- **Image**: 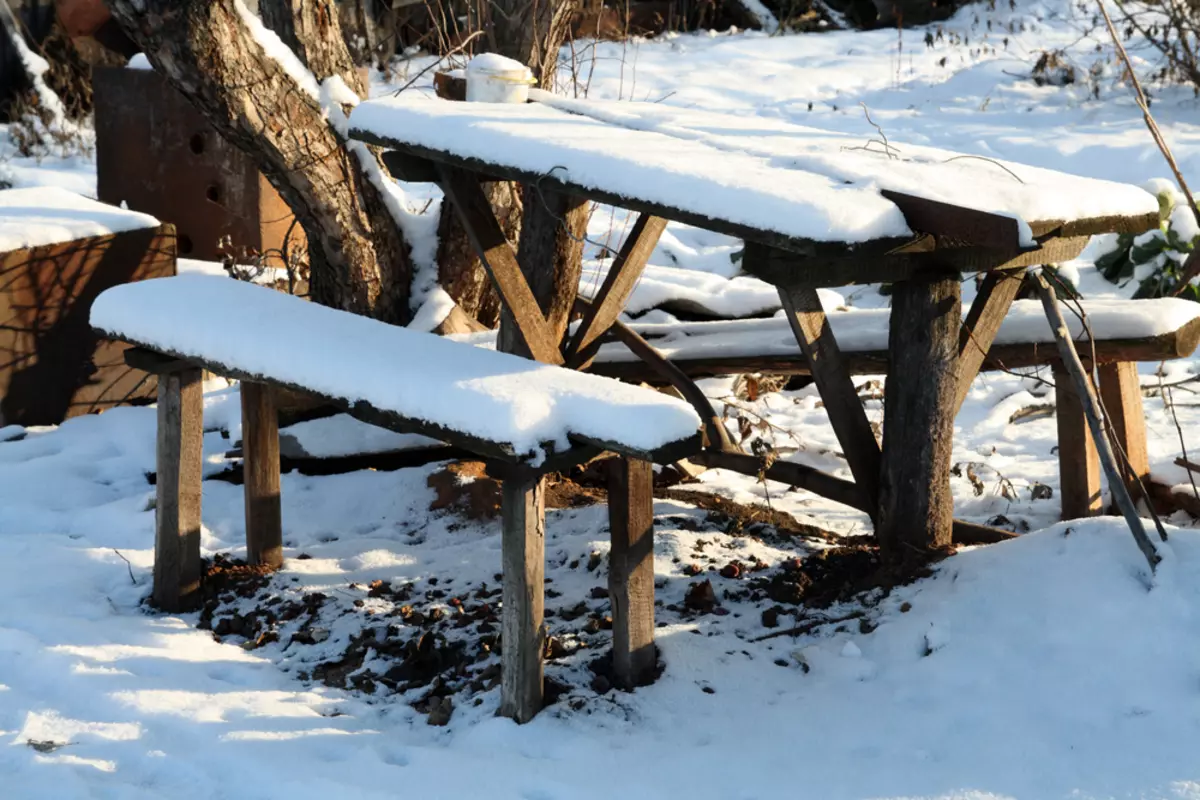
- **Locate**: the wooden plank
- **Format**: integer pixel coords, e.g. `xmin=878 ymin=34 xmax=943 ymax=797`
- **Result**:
xmin=498 ymin=472 xmax=546 ymax=723
xmin=241 ymin=381 xmax=283 ymax=569
xmin=607 ymin=456 xmax=656 ymax=689
xmin=153 ymin=367 xmax=204 ymax=612
xmin=1053 ymin=364 xmax=1103 ymax=519
xmin=877 ymin=274 xmax=960 ymax=557
xmin=564 ymin=214 xmax=668 ymax=368
xmin=880 ymin=190 xmax=1022 ymax=249
xmin=352 ymin=135 xmax=1157 ymax=262
xmin=953 ymin=268 xmax=1027 ymax=415
xmin=435 ymin=163 xmax=564 ymax=365
xmin=1097 ymin=361 xmax=1150 ymax=503
xmin=587 ymin=314 xmax=1200 ymax=382
xmin=764 ymin=249 xmax=881 ymax=516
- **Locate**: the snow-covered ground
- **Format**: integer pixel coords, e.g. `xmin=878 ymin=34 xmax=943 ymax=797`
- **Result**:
xmin=4 ymin=0 xmax=1200 ymax=796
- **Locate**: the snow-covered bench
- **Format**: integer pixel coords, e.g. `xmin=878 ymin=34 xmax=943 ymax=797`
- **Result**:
xmin=593 ymin=298 xmax=1200 ymax=520
xmin=91 ymin=275 xmax=702 ymax=722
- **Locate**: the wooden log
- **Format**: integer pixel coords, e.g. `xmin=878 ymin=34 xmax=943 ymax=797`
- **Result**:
xmin=499 ymin=472 xmax=546 ymax=723
xmin=772 ymin=271 xmax=881 ymax=517
xmin=607 ymin=457 xmax=657 ymax=689
xmin=1097 ymin=361 xmax=1150 ymax=503
xmin=1035 ymin=274 xmax=1160 ymax=572
xmin=435 ymin=163 xmax=564 ymax=365
xmin=954 ymin=268 xmax=1026 ymax=415
xmin=153 ymin=367 xmax=204 ymax=612
xmin=241 ymin=381 xmax=283 ymax=569
xmin=565 ymin=213 xmax=668 ymax=368
xmin=1053 ymin=364 xmax=1103 ymax=519
xmin=877 ymin=273 xmax=960 ymax=558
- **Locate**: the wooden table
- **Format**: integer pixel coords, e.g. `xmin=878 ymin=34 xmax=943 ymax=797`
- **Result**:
xmin=348 ymin=92 xmax=1159 ymax=561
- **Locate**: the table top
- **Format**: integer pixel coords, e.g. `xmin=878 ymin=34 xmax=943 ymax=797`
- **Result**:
xmin=349 ymin=93 xmax=1159 ymax=257
xmin=0 ymin=187 xmax=161 ymax=254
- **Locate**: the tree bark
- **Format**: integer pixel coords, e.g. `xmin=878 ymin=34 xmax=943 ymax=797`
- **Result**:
xmin=488 ymin=0 xmax=578 ymax=88
xmin=107 ymin=0 xmax=413 ymax=323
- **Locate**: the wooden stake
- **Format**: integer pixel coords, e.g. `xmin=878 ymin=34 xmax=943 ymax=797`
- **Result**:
xmin=241 ymin=381 xmax=283 ymax=569
xmin=153 ymin=368 xmax=204 ymax=612
xmin=1054 ymin=364 xmax=1103 ymax=519
xmin=608 ymin=457 xmax=656 ymax=689
xmin=499 ymin=472 xmax=546 ymax=723
xmin=1097 ymin=361 xmax=1151 ymax=503
xmin=877 ymin=274 xmax=960 ymax=557
xmin=1033 ymin=273 xmax=1160 ymax=572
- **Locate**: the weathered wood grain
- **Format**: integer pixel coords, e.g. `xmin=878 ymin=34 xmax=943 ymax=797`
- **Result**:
xmin=608 ymin=456 xmax=656 ymax=689
xmin=153 ymin=367 xmax=204 ymax=612
xmin=877 ymin=274 xmax=960 ymax=557
xmin=499 ymin=472 xmax=546 ymax=723
xmin=241 ymin=381 xmax=283 ymax=569
xmin=1053 ymin=364 xmax=1103 ymax=519
xmin=1097 ymin=361 xmax=1150 ymax=504
xmin=954 ymin=268 xmax=1026 ymax=414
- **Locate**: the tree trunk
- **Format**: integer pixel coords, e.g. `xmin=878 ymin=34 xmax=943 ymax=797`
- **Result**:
xmin=488 ymin=0 xmax=579 ymax=88
xmin=107 ymin=0 xmax=412 ymax=322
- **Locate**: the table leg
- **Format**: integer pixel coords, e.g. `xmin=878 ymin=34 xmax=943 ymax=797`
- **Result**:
xmin=877 ymin=273 xmax=961 ymax=559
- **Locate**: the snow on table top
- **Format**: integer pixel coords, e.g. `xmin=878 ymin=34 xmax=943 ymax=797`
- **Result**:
xmin=454 ymin=298 xmax=1200 ymax=363
xmin=348 ymin=95 xmax=1157 ymax=246
xmin=349 ymin=96 xmax=908 ymax=244
xmin=530 ymin=92 xmax=1159 ymax=240
xmin=0 ymin=187 xmax=161 ymax=253
xmin=90 ymin=276 xmax=700 ymax=460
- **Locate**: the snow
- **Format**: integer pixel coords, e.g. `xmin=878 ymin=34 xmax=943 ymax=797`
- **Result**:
xmin=126 ymin=53 xmax=152 ymax=70
xmin=465 ymin=52 xmax=532 ymax=77
xmin=0 ymin=187 xmax=160 ymax=252
xmin=90 ymin=276 xmax=700 ymax=460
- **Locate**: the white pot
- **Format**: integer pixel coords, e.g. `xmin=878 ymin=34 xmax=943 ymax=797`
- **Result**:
xmin=465 ymin=53 xmax=535 ymax=103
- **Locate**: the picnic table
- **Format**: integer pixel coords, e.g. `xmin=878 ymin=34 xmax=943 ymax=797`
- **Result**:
xmin=348 ymin=91 xmax=1160 ymax=557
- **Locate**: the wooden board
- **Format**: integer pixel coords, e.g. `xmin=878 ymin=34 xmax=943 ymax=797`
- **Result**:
xmin=1097 ymin=361 xmax=1150 ymax=503
xmin=153 ymin=366 xmax=204 ymax=612
xmin=954 ymin=268 xmax=1027 ymax=414
xmin=0 ymin=223 xmax=176 ymax=425
xmin=241 ymin=381 xmax=283 ymax=569
xmin=607 ymin=456 xmax=657 ymax=689
xmin=1054 ymin=364 xmax=1103 ymax=518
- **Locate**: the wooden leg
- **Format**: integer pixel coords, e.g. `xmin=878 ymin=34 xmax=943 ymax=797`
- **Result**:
xmin=241 ymin=381 xmax=283 ymax=569
xmin=776 ymin=284 xmax=881 ymax=516
xmin=154 ymin=368 xmax=204 ymax=612
xmin=878 ymin=275 xmax=960 ymax=557
xmin=499 ymin=473 xmax=546 ymax=723
xmin=954 ymin=268 xmax=1026 ymax=415
xmin=608 ymin=457 xmax=656 ymax=689
xmin=1097 ymin=361 xmax=1149 ymax=504
xmin=1054 ymin=364 xmax=1103 ymax=518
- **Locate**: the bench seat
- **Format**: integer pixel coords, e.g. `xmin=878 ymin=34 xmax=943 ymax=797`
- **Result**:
xmin=92 ymin=276 xmax=702 ymax=464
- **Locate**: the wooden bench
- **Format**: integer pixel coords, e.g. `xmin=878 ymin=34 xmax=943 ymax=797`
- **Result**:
xmin=455 ymin=296 xmax=1200 ymax=521
xmin=91 ymin=275 xmax=702 ymax=723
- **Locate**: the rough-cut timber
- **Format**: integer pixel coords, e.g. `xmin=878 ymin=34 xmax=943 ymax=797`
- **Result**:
xmin=1053 ymin=364 xmax=1102 ymax=519
xmin=954 ymin=268 xmax=1027 ymax=414
xmin=241 ymin=381 xmax=283 ymax=569
xmin=773 ymin=273 xmax=881 ymax=516
xmin=565 ymin=213 xmax=668 ymax=368
xmin=499 ymin=472 xmax=546 ymax=723
xmin=153 ymin=367 xmax=204 ymax=612
xmin=436 ymin=163 xmax=564 ymax=364
xmin=608 ymin=457 xmax=657 ymax=689
xmin=0 ymin=224 xmax=175 ymax=426
xmin=107 ymin=0 xmax=413 ymax=322
xmin=877 ymin=274 xmax=960 ymax=558
xmin=1097 ymin=361 xmax=1150 ymax=503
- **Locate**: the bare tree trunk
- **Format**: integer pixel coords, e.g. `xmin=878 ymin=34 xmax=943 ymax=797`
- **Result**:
xmin=108 ymin=0 xmax=412 ymax=322
xmin=488 ymin=0 xmax=578 ymax=88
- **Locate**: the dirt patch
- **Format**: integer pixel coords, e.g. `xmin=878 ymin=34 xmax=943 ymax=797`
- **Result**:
xmin=659 ymin=489 xmax=838 ymax=543
xmin=750 ymin=543 xmax=942 ymax=609
xmin=427 ymin=460 xmax=607 ymax=520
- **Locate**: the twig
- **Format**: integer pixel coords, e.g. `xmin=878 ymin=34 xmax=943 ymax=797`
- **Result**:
xmin=1097 ymin=0 xmax=1200 ymax=293
xmin=941 ymin=155 xmax=1026 ymax=184
xmin=391 ymin=30 xmax=484 ymax=96
xmin=858 ymin=103 xmax=899 ymax=160
xmin=753 ymin=612 xmax=863 ymax=642
xmin=1033 ymin=273 xmax=1160 ymax=576
xmin=113 ymin=549 xmax=137 ymax=585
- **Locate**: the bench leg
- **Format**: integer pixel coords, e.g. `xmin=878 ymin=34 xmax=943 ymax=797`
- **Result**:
xmin=241 ymin=382 xmax=283 ymax=569
xmin=1054 ymin=365 xmax=1102 ymax=518
xmin=154 ymin=368 xmax=204 ymax=612
xmin=499 ymin=473 xmax=545 ymax=723
xmin=1097 ymin=361 xmax=1150 ymax=504
xmin=608 ymin=457 xmax=656 ymax=689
